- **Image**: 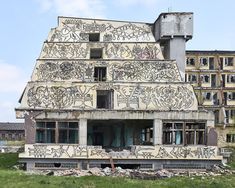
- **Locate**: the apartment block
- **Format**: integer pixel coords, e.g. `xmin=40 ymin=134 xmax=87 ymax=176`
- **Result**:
xmin=186 ymin=51 xmax=235 ymax=147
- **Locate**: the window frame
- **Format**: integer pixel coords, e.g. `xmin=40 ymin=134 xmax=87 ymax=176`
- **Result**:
xmin=162 ymin=121 xmax=206 ymax=146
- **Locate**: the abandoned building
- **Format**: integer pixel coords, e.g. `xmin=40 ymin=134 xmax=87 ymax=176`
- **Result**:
xmin=16 ymin=12 xmax=223 ymax=170
xmin=0 ymin=122 xmax=25 ymax=153
xmin=185 ymin=51 xmax=235 ymax=148
xmin=0 ymin=122 xmax=25 ymax=142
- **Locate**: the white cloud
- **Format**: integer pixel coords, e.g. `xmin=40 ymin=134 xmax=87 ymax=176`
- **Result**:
xmin=0 ymin=61 xmax=27 ymax=93
xmin=0 ymin=60 xmax=27 ymax=122
xmin=36 ymin=0 xmax=106 ymax=18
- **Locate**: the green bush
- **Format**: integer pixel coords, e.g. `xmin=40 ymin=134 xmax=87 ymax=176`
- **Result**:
xmin=0 ymin=153 xmax=18 ymax=169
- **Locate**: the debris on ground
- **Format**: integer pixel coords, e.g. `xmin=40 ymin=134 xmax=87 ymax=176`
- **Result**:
xmin=25 ymin=164 xmax=235 ymax=179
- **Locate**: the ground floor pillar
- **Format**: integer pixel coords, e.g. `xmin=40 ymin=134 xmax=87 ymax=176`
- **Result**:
xmin=79 ymin=119 xmax=87 ymax=145
xmin=153 ymin=119 xmax=162 ymax=145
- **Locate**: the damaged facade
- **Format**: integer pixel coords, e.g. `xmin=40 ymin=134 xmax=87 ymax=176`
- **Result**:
xmin=185 ymin=51 xmax=235 ymax=148
xmin=16 ymin=12 xmax=222 ymax=170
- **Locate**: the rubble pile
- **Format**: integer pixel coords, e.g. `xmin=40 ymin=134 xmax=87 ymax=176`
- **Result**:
xmin=25 ymin=165 xmax=235 ymax=179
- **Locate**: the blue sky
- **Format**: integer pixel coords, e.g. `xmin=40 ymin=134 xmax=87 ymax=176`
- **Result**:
xmin=0 ymin=0 xmax=235 ymax=122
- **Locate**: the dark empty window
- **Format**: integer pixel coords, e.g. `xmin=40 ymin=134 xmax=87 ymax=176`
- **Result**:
xmin=185 ymin=123 xmax=205 ymax=145
xmin=225 ymin=57 xmax=234 ymax=66
xmin=226 ymin=134 xmax=235 ymax=143
xmin=97 ymin=90 xmax=113 ymax=109
xmin=90 ymin=48 xmax=102 ymax=59
xmin=94 ymin=67 xmax=106 ymax=81
xmin=163 ymin=123 xmax=183 ymax=145
xmin=58 ymin=122 xmax=78 ymax=144
xmin=36 ymin=122 xmax=56 ymax=143
xmin=163 ymin=122 xmax=206 ymax=145
xmin=89 ymin=33 xmax=100 ymax=42
xmin=186 ymin=57 xmax=195 ymax=66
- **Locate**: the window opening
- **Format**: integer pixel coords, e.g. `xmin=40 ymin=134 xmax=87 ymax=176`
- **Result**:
xmin=94 ymin=67 xmax=106 ymax=81
xmin=89 ymin=33 xmax=100 ymax=42
xmin=96 ymin=90 xmax=113 ymax=109
xmin=36 ymin=122 xmax=56 ymax=143
xmin=200 ymin=57 xmax=208 ymax=66
xmin=226 ymin=134 xmax=235 ymax=143
xmin=58 ymin=122 xmax=78 ymax=143
xmin=90 ymin=48 xmax=102 ymax=59
xmin=225 ymin=57 xmax=234 ymax=66
xmin=163 ymin=122 xmax=206 ymax=145
xmin=186 ymin=57 xmax=195 ymax=66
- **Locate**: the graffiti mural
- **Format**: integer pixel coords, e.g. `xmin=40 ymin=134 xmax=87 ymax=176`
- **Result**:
xmin=41 ymin=43 xmax=89 ymax=59
xmin=22 ymin=144 xmax=221 ymax=160
xmin=40 ymin=43 xmax=162 ymax=60
xmin=116 ymin=85 xmax=195 ymax=110
xmin=35 ymin=60 xmax=179 ymax=82
xmin=27 ymin=85 xmax=94 ymax=109
xmin=109 ymin=61 xmax=180 ymax=82
xmin=36 ymin=61 xmax=94 ymax=81
xmin=150 ymin=85 xmax=195 ymax=110
xmin=105 ymin=44 xmax=161 ymax=60
xmin=49 ymin=19 xmax=152 ymax=42
xmin=26 ymin=84 xmax=195 ymax=110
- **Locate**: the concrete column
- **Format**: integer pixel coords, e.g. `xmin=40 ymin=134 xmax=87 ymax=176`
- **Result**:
xmin=153 ymin=119 xmax=163 ymax=145
xmin=79 ymin=119 xmax=87 ymax=145
xmin=164 ymin=38 xmax=186 ymax=80
xmin=207 ymin=120 xmax=215 ymax=128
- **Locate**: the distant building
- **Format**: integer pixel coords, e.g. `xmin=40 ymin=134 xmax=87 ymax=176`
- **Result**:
xmin=0 ymin=122 xmax=25 ymax=142
xmin=185 ymin=51 xmax=235 ymax=148
xmin=16 ymin=13 xmax=222 ymax=170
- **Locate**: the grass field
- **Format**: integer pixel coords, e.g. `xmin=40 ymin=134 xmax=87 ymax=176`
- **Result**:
xmin=0 ymin=153 xmax=235 ymax=188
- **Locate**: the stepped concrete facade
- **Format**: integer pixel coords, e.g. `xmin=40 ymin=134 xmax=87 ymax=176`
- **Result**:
xmin=16 ymin=13 xmax=222 ymax=170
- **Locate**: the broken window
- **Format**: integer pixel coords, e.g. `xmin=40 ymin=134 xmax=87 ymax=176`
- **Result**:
xmin=94 ymin=67 xmax=106 ymax=81
xmin=209 ymin=57 xmax=214 ymax=70
xmin=230 ymin=110 xmax=235 ymax=119
xmin=214 ymin=110 xmax=220 ymax=124
xmin=90 ymin=48 xmax=102 ymax=59
xmin=200 ymin=57 xmax=208 ymax=66
xmin=186 ymin=57 xmax=195 ymax=66
xmin=96 ymin=90 xmax=113 ymax=109
xmin=203 ymin=92 xmax=211 ymax=100
xmin=224 ymin=57 xmax=234 ymax=66
xmin=228 ymin=92 xmax=235 ymax=100
xmin=141 ymin=127 xmax=153 ymax=144
xmin=188 ymin=74 xmax=197 ymax=82
xmin=58 ymin=122 xmax=78 ymax=143
xmin=163 ymin=123 xmax=183 ymax=145
xmin=226 ymin=134 xmax=235 ymax=143
xmin=200 ymin=74 xmax=210 ymax=83
xmin=163 ymin=122 xmax=206 ymax=145
xmin=227 ymin=74 xmax=235 ymax=83
xmin=36 ymin=122 xmax=55 ymax=143
xmin=89 ymin=33 xmax=100 ymax=42
xmin=185 ymin=123 xmax=205 ymax=145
